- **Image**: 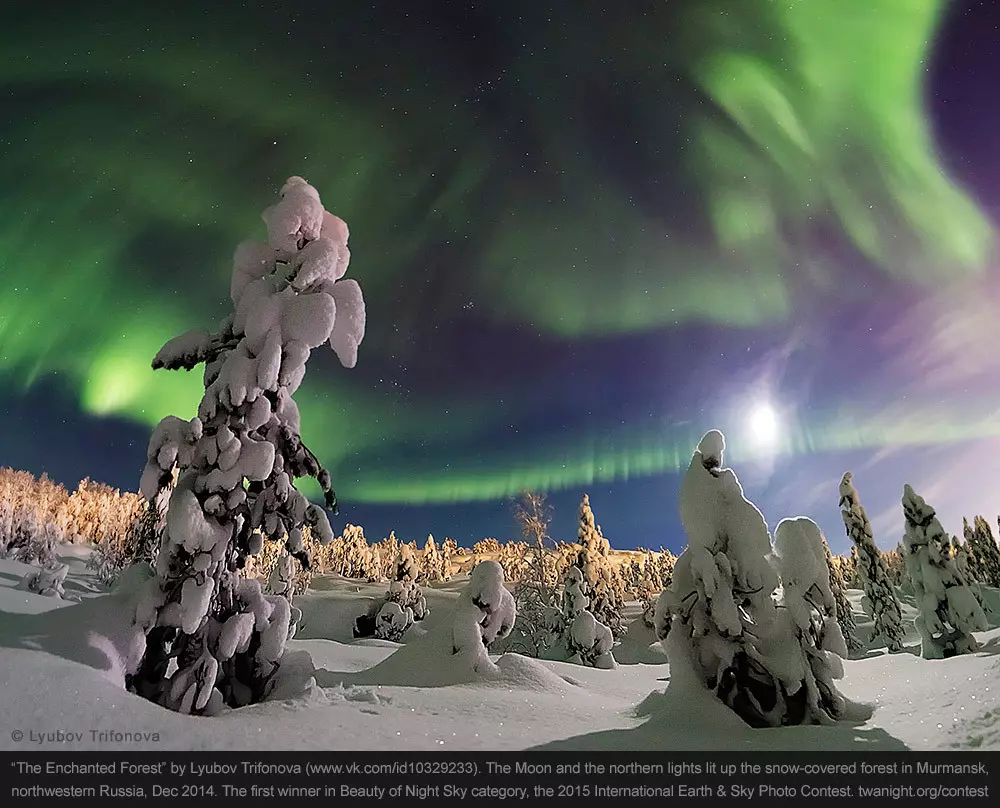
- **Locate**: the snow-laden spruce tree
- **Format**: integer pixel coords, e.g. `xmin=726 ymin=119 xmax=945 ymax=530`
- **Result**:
xmin=421 ymin=534 xmax=448 ymax=583
xmin=823 ymin=538 xmax=862 ymax=654
xmin=838 ymin=472 xmax=905 ymax=652
xmin=770 ymin=518 xmax=850 ymax=724
xmin=575 ymin=494 xmax=625 ymax=638
xmin=660 ymin=430 xmax=791 ymax=727
xmin=452 ymin=560 xmax=516 ymax=675
xmin=967 ymin=516 xmax=1000 ymax=588
xmin=124 ymin=176 xmax=365 ymax=714
xmin=902 ymin=485 xmax=988 ymax=659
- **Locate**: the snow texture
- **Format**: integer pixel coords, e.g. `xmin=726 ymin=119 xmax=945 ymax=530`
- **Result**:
xmin=1 ymin=547 xmax=998 ymax=751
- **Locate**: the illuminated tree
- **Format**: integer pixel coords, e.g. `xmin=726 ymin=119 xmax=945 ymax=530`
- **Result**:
xmin=124 ymin=177 xmax=365 ymax=714
xmin=660 ymin=430 xmax=790 ymax=726
xmin=903 ymin=486 xmax=988 ymax=659
xmin=505 ymin=492 xmax=559 ymax=657
xmin=838 ymin=472 xmax=905 ymax=652
xmin=823 ymin=537 xmax=862 ymax=655
xmin=772 ymin=518 xmax=850 ymax=724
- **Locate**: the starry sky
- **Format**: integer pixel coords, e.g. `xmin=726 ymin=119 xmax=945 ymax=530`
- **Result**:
xmin=1 ymin=0 xmax=999 ymax=553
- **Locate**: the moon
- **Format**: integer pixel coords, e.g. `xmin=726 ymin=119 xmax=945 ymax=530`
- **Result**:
xmin=748 ymin=402 xmax=780 ymax=446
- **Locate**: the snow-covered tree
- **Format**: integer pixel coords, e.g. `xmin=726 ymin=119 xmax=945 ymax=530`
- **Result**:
xmin=846 ymin=545 xmax=861 ymax=588
xmin=124 ymin=176 xmax=365 ymax=714
xmin=355 ymin=543 xmax=427 ymax=640
xmin=451 ymin=560 xmax=516 ymax=676
xmin=539 ymin=555 xmax=618 ymax=668
xmin=421 ymin=534 xmax=448 ymax=583
xmin=838 ymin=472 xmax=905 ymax=652
xmin=770 ymin=517 xmax=850 ymax=724
xmin=823 ymin=536 xmax=862 ymax=654
xmin=902 ymin=486 xmax=988 ymax=659
xmin=660 ymin=430 xmax=796 ymax=727
xmin=964 ymin=516 xmax=1000 ymax=588
xmin=575 ymin=494 xmax=625 ymax=638
xmin=640 ymin=549 xmax=667 ymax=630
xmin=650 ymin=587 xmax=672 ymax=640
xmin=373 ymin=601 xmax=413 ymax=642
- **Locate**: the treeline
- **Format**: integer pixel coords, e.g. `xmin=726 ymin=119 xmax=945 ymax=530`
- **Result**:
xmin=7 ymin=465 xmax=1000 ymax=598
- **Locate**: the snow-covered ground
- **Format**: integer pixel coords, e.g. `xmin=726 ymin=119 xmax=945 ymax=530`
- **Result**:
xmin=0 ymin=544 xmax=997 ymax=751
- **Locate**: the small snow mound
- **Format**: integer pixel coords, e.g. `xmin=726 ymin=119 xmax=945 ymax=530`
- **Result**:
xmin=492 ymin=654 xmax=578 ymax=693
xmin=265 ymin=649 xmax=316 ymax=702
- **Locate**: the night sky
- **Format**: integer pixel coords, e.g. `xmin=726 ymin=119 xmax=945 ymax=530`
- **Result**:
xmin=2 ymin=0 xmax=999 ymax=552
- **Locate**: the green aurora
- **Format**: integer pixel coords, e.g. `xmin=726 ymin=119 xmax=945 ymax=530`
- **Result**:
xmin=0 ymin=0 xmax=994 ymax=504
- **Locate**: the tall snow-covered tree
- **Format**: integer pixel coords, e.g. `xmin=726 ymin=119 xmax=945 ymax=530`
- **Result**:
xmin=660 ymin=430 xmax=797 ymax=727
xmin=822 ymin=536 xmax=862 ymax=654
xmin=838 ymin=472 xmax=905 ymax=652
xmin=124 ymin=176 xmax=365 ymax=714
xmin=575 ymin=494 xmax=625 ymax=637
xmin=902 ymin=486 xmax=988 ymax=659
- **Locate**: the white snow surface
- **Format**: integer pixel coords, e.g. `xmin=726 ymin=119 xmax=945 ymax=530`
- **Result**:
xmin=1 ymin=544 xmax=999 ymax=751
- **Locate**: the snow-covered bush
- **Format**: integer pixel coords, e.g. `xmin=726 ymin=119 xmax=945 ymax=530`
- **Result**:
xmin=88 ymin=487 xmax=168 ymax=585
xmin=770 ymin=517 xmax=849 ymax=724
xmin=839 ymin=472 xmax=905 ymax=652
xmin=451 ymin=560 xmax=516 ymax=676
xmin=0 ymin=469 xmax=67 ymax=566
xmin=567 ymin=609 xmax=616 ymax=669
xmin=902 ymin=486 xmax=988 ymax=659
xmin=374 ymin=601 xmax=413 ymax=641
xmin=21 ymin=562 xmax=72 ymax=599
xmin=545 ymin=562 xmax=617 ymax=667
xmin=661 ymin=430 xmax=793 ymax=727
xmin=354 ymin=544 xmax=427 ymax=640
xmin=124 ymin=176 xmax=365 ymax=714
xmin=60 ymin=478 xmax=146 ymax=547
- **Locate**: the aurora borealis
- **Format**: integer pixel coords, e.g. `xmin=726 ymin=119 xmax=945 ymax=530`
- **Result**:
xmin=2 ymin=0 xmax=998 ymax=550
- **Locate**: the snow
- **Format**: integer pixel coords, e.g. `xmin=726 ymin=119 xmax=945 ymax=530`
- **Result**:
xmin=2 ymin=545 xmax=997 ymax=751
